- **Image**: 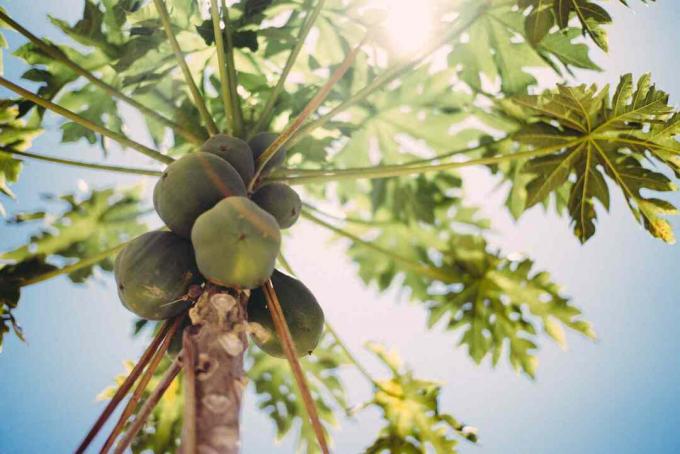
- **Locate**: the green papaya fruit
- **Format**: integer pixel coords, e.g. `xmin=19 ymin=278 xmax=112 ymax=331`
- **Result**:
xmin=201 ymin=134 xmax=254 ymax=185
xmin=153 ymin=153 xmax=246 ymax=238
xmin=114 ymin=231 xmax=200 ymax=320
xmin=247 ymin=270 xmax=324 ymax=358
xmin=248 ymin=132 xmax=287 ymax=177
xmin=191 ymin=196 xmax=281 ymax=289
xmin=251 ymin=183 xmax=301 ymax=229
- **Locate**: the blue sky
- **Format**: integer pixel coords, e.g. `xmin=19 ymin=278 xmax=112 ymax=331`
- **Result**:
xmin=1 ymin=1 xmax=680 ymax=453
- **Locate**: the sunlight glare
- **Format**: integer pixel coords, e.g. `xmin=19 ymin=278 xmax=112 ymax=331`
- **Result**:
xmin=371 ymin=0 xmax=435 ymax=56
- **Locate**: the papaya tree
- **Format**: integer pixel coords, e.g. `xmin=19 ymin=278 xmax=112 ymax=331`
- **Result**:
xmin=0 ymin=0 xmax=674 ymax=452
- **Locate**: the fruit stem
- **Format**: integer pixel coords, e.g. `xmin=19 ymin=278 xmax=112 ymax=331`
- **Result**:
xmin=153 ymin=0 xmax=219 ymax=136
xmin=263 ymin=280 xmax=330 ymax=454
xmin=20 ymin=240 xmax=131 ymax=287
xmin=0 ymin=77 xmax=174 ymax=165
xmin=181 ymin=328 xmax=198 ymax=452
xmin=286 ymin=4 xmax=488 ymax=147
xmin=248 ymin=0 xmax=327 ymax=138
xmin=248 ymin=34 xmax=369 ymax=191
xmin=221 ymin=0 xmax=245 ymax=137
xmin=301 ymin=209 xmax=452 ymax=282
xmin=113 ymin=356 xmax=183 ymax=454
xmin=75 ymin=319 xmax=174 ymax=453
xmin=0 ymin=148 xmax=163 ymax=177
xmin=102 ymin=316 xmax=182 ymax=453
xmin=274 ymin=253 xmax=392 ymax=395
xmin=0 ymin=10 xmax=204 ymax=145
xmin=210 ymin=0 xmax=235 ymax=136
xmin=271 ymin=139 xmax=583 ymax=185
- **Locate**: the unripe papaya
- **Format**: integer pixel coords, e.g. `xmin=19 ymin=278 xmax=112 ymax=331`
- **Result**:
xmin=248 ymin=132 xmax=287 ymax=176
xmin=251 ymin=183 xmax=301 ymax=229
xmin=201 ymin=134 xmax=255 ymax=185
xmin=191 ymin=197 xmax=281 ymax=289
xmin=153 ymin=153 xmax=246 ymax=238
xmin=247 ymin=270 xmax=324 ymax=358
xmin=114 ymin=231 xmax=200 ymax=320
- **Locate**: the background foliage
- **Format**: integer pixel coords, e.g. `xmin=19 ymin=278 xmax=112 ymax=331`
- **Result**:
xmin=0 ymin=0 xmax=677 ymax=452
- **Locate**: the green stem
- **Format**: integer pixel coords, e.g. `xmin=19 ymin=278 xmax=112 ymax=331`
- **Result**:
xmin=249 ymin=34 xmax=369 ymax=190
xmin=249 ymin=0 xmax=327 ymax=137
xmin=301 ymin=209 xmax=451 ymax=282
xmin=0 ymin=10 xmax=203 ymax=145
xmin=271 ymin=140 xmax=582 ymax=185
xmin=221 ymin=1 xmax=244 ymax=137
xmin=153 ymin=0 xmax=219 ymax=136
xmin=21 ymin=241 xmax=129 ymax=287
xmin=0 ymin=148 xmax=163 ymax=176
xmin=324 ymin=321 xmax=381 ymax=387
xmin=287 ymin=4 xmax=487 ymax=147
xmin=210 ymin=0 xmax=235 ymax=135
xmin=0 ymin=77 xmax=173 ymax=164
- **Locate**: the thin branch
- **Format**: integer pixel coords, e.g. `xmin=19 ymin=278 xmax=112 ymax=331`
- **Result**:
xmin=0 ymin=148 xmax=162 ymax=176
xmin=324 ymin=321 xmax=380 ymax=387
xmin=301 ymin=209 xmax=451 ymax=282
xmin=0 ymin=77 xmax=173 ymax=164
xmin=0 ymin=10 xmax=204 ymax=145
xmin=102 ymin=316 xmax=182 ymax=453
xmin=288 ymin=4 xmax=488 ymax=147
xmin=75 ymin=320 xmax=174 ymax=454
xmin=221 ymin=0 xmax=244 ymax=136
xmin=249 ymin=0 xmax=327 ymax=137
xmin=153 ymin=0 xmax=219 ymax=135
xmin=181 ymin=328 xmax=197 ymax=453
xmin=210 ymin=0 xmax=235 ymax=135
xmin=270 ymin=139 xmax=583 ymax=185
xmin=249 ymin=34 xmax=369 ymax=190
xmin=263 ymin=280 xmax=329 ymax=454
xmin=113 ymin=357 xmax=182 ymax=454
xmin=21 ymin=241 xmax=130 ymax=287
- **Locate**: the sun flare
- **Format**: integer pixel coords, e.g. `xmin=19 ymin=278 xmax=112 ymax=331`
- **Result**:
xmin=370 ymin=0 xmax=436 ymax=56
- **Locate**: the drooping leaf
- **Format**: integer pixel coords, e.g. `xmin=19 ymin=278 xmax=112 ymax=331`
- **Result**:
xmin=519 ymin=0 xmax=655 ymax=51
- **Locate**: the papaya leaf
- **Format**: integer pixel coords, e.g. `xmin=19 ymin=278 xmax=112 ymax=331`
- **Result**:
xmin=520 ymin=0 xmax=655 ymax=51
xmin=0 ymin=257 xmax=58 ymax=350
xmin=509 ymin=73 xmax=680 ymax=243
xmin=341 ymin=212 xmax=594 ymax=377
xmin=363 ymin=342 xmax=477 ymax=454
xmin=2 ymin=186 xmax=147 ymax=281
xmin=0 ymin=99 xmax=42 ymax=216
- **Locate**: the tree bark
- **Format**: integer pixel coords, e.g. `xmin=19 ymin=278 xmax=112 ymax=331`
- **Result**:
xmin=181 ymin=288 xmax=249 ymax=454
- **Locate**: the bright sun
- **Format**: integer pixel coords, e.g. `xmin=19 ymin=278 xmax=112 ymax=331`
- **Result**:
xmin=370 ymin=0 xmax=435 ymax=56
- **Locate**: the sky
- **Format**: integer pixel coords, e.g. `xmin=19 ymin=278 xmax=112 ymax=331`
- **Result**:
xmin=1 ymin=1 xmax=680 ymax=453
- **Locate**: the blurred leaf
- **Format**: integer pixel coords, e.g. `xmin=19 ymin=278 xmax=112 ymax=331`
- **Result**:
xmin=363 ymin=342 xmax=477 ymax=454
xmin=340 ymin=212 xmax=594 ymax=377
xmin=520 ymin=0 xmax=655 ymax=51
xmin=0 ymin=257 xmax=58 ymax=350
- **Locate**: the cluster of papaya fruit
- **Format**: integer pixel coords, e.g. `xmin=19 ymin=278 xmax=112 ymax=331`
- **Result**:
xmin=113 ymin=133 xmax=324 ymax=357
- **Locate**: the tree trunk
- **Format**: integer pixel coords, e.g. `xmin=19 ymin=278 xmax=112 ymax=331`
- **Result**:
xmin=181 ymin=288 xmax=249 ymax=453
